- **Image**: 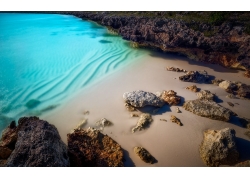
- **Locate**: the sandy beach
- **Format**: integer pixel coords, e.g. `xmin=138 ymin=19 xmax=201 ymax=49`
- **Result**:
xmin=43 ymin=51 xmax=250 ymax=167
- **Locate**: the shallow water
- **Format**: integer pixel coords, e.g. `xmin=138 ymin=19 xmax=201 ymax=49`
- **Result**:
xmin=0 ymin=13 xmax=147 ymax=133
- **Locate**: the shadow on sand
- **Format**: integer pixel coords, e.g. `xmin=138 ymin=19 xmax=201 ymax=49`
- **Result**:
xmin=122 ymin=148 xmax=135 ymax=167
xmin=236 ymin=137 xmax=250 ymax=162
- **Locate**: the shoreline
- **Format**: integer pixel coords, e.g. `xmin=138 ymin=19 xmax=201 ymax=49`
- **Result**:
xmin=44 ymin=51 xmax=250 ymax=167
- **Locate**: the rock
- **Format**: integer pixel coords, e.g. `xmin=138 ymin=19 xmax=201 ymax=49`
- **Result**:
xmin=226 ymin=94 xmax=236 ymax=99
xmin=132 ymin=113 xmax=153 ymax=133
xmin=25 ymin=99 xmax=41 ymax=109
xmin=170 ymin=115 xmax=182 ymax=126
xmin=179 ymin=71 xmax=209 ymax=83
xmin=95 ymin=118 xmax=113 ymax=127
xmin=199 ymin=128 xmax=239 ymax=167
xmin=212 ymin=79 xmax=224 ymax=86
xmin=131 ymin=113 xmax=139 ymax=117
xmin=183 ymin=99 xmax=235 ymax=121
xmin=0 ymin=146 xmax=12 ymax=159
xmin=0 ymin=160 xmax=6 ymax=167
xmin=243 ymin=70 xmax=250 ymax=78
xmin=83 ymin=110 xmax=89 ymax=115
xmin=160 ymin=119 xmax=167 ymax=122
xmin=6 ymin=117 xmax=69 ymax=167
xmin=244 ymin=131 xmax=250 ymax=139
xmin=196 ymin=90 xmax=215 ymax=101
xmin=238 ymin=117 xmax=250 ymax=129
xmin=160 ymin=90 xmax=181 ymax=105
xmin=124 ymin=103 xmax=136 ymax=111
xmin=166 ymin=66 xmax=186 ymax=72
xmin=176 ymin=107 xmax=181 ymax=113
xmin=219 ymin=80 xmax=237 ymax=91
xmin=67 ymin=127 xmax=124 ymax=167
xmin=235 ymin=160 xmax=250 ymax=167
xmin=185 ymin=85 xmax=199 ymax=92
xmin=237 ymin=84 xmax=250 ymax=99
xmin=134 ymin=146 xmax=156 ymax=164
xmin=227 ymin=102 xmax=234 ymax=107
xmin=123 ymin=90 xmax=165 ymax=108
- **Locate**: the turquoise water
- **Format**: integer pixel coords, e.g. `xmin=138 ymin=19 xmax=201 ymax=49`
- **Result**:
xmin=0 ymin=13 xmax=146 ymax=132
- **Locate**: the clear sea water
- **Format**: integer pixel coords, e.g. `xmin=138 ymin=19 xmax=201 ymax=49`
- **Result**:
xmin=0 ymin=13 xmax=146 ymax=133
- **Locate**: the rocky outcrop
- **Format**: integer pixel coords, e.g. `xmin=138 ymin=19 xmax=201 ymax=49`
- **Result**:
xmin=123 ymin=90 xmax=165 ymax=108
xmin=160 ymin=90 xmax=181 ymax=105
xmin=179 ymin=71 xmax=210 ymax=83
xmin=185 ymin=85 xmax=199 ymax=92
xmin=134 ymin=146 xmax=156 ymax=164
xmin=132 ymin=113 xmax=153 ymax=133
xmin=196 ymin=90 xmax=215 ymax=101
xmin=199 ymin=128 xmax=239 ymax=167
xmin=67 ymin=127 xmax=124 ymax=167
xmin=5 ymin=117 xmax=69 ymax=167
xmin=235 ymin=160 xmax=250 ymax=167
xmin=68 ymin=12 xmax=250 ymax=72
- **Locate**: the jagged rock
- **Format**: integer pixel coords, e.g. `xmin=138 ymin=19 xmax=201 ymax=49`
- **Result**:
xmin=123 ymin=90 xmax=165 ymax=108
xmin=170 ymin=115 xmax=182 ymax=126
xmin=96 ymin=118 xmax=112 ymax=128
xmin=196 ymin=90 xmax=215 ymax=101
xmin=185 ymin=85 xmax=199 ymax=92
xmin=166 ymin=66 xmax=186 ymax=72
xmin=212 ymin=79 xmax=224 ymax=86
xmin=132 ymin=113 xmax=153 ymax=133
xmin=238 ymin=117 xmax=250 ymax=129
xmin=199 ymin=128 xmax=239 ymax=167
xmin=227 ymin=102 xmax=234 ymax=107
xmin=179 ymin=71 xmax=209 ymax=83
xmin=134 ymin=146 xmax=156 ymax=164
xmin=183 ymin=99 xmax=235 ymax=121
xmin=6 ymin=117 xmax=69 ymax=167
xmin=176 ymin=107 xmax=181 ymax=113
xmin=243 ymin=70 xmax=250 ymax=78
xmin=219 ymin=80 xmax=237 ymax=91
xmin=124 ymin=103 xmax=136 ymax=111
xmin=235 ymin=160 xmax=250 ymax=167
xmin=160 ymin=90 xmax=181 ymax=105
xmin=67 ymin=127 xmax=124 ymax=167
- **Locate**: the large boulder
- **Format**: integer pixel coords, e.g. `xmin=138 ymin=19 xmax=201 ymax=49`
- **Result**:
xmin=67 ymin=127 xmax=124 ymax=167
xmin=179 ymin=71 xmax=209 ymax=83
xmin=123 ymin=90 xmax=165 ymax=108
xmin=199 ymin=128 xmax=239 ymax=167
xmin=5 ymin=117 xmax=69 ymax=167
xmin=183 ymin=99 xmax=235 ymax=121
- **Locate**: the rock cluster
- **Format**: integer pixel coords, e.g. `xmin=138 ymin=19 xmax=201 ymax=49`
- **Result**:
xmin=185 ymin=85 xmax=199 ymax=92
xmin=160 ymin=90 xmax=181 ymax=105
xmin=132 ymin=113 xmax=153 ymax=133
xmin=1 ymin=117 xmax=69 ymax=167
xmin=67 ymin=127 xmax=124 ymax=167
xmin=123 ymin=90 xmax=165 ymax=108
xmin=199 ymin=128 xmax=239 ymax=167
xmin=179 ymin=71 xmax=210 ymax=83
xmin=134 ymin=146 xmax=156 ymax=164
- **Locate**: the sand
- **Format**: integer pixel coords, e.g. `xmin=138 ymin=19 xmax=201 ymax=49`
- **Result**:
xmin=43 ymin=51 xmax=250 ymax=167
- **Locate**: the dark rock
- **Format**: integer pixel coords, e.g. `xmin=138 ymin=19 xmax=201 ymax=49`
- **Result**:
xmin=199 ymin=128 xmax=239 ymax=167
xmin=67 ymin=127 xmax=124 ymax=167
xmin=132 ymin=113 xmax=153 ymax=133
xmin=123 ymin=90 xmax=165 ymax=108
xmin=237 ymin=84 xmax=250 ymax=99
xmin=179 ymin=71 xmax=209 ymax=83
xmin=6 ymin=117 xmax=69 ymax=167
xmin=134 ymin=146 xmax=156 ymax=164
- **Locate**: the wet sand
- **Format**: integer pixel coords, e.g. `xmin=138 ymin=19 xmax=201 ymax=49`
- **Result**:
xmin=43 ymin=51 xmax=250 ymax=167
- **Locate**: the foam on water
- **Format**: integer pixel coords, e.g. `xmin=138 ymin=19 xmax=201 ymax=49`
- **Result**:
xmin=0 ymin=13 xmax=147 ymax=132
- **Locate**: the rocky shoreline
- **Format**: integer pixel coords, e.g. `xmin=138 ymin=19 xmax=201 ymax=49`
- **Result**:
xmin=63 ymin=12 xmax=250 ymax=73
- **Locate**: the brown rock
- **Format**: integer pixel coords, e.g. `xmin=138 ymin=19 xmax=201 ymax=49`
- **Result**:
xmin=131 ymin=113 xmax=139 ymax=117
xmin=134 ymin=146 xmax=156 ymax=164
xmin=212 ymin=79 xmax=224 ymax=86
xmin=199 ymin=128 xmax=239 ymax=167
xmin=67 ymin=127 xmax=124 ymax=167
xmin=243 ymin=70 xmax=250 ymax=78
xmin=132 ymin=113 xmax=153 ymax=133
xmin=160 ymin=119 xmax=167 ymax=122
xmin=0 ymin=146 xmax=12 ymax=159
xmin=235 ymin=160 xmax=250 ymax=167
xmin=170 ymin=115 xmax=182 ymax=126
xmin=196 ymin=90 xmax=215 ymax=101
xmin=185 ymin=85 xmax=199 ymax=92
xmin=160 ymin=90 xmax=181 ymax=105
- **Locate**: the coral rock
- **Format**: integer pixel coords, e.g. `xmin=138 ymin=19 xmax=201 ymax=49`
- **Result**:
xmin=134 ymin=146 xmax=156 ymax=164
xmin=160 ymin=90 xmax=181 ymax=105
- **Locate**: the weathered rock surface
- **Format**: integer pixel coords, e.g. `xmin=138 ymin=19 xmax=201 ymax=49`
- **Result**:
xmin=196 ymin=90 xmax=215 ymax=101
xmin=185 ymin=85 xmax=199 ymax=92
xmin=212 ymin=79 xmax=224 ymax=86
xmin=123 ymin=90 xmax=165 ymax=108
xmin=170 ymin=115 xmax=182 ymax=126
xmin=5 ymin=117 xmax=69 ymax=167
xmin=124 ymin=102 xmax=137 ymax=111
xmin=67 ymin=127 xmax=124 ymax=167
xmin=134 ymin=146 xmax=156 ymax=164
xmin=183 ymin=99 xmax=235 ymax=121
xmin=71 ymin=12 xmax=250 ymax=72
xmin=95 ymin=118 xmax=112 ymax=127
xmin=132 ymin=113 xmax=153 ymax=133
xmin=160 ymin=90 xmax=181 ymax=105
xmin=238 ymin=117 xmax=250 ymax=129
xmin=166 ymin=66 xmax=186 ymax=72
xmin=219 ymin=80 xmax=237 ymax=91
xmin=199 ymin=128 xmax=239 ymax=167
xmin=179 ymin=71 xmax=210 ymax=83
xmin=235 ymin=160 xmax=250 ymax=167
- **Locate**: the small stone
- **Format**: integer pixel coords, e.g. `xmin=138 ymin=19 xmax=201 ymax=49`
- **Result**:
xmin=227 ymin=102 xmax=234 ymax=107
xmin=176 ymin=107 xmax=181 ymax=113
xmin=124 ymin=103 xmax=136 ymax=112
xmin=131 ymin=113 xmax=139 ymax=117
xmin=170 ymin=115 xmax=182 ymax=126
xmin=132 ymin=113 xmax=153 ymax=133
xmin=160 ymin=90 xmax=181 ymax=105
xmin=83 ymin=110 xmax=89 ymax=115
xmin=185 ymin=85 xmax=199 ymax=92
xmin=160 ymin=119 xmax=167 ymax=122
xmin=96 ymin=118 xmax=113 ymax=127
